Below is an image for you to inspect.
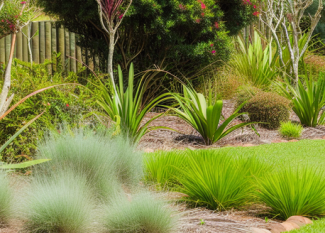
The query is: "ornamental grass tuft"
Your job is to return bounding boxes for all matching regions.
[0,172,12,225]
[256,164,325,220]
[178,150,266,210]
[104,192,177,233]
[23,171,95,233]
[279,121,303,139]
[35,127,142,199]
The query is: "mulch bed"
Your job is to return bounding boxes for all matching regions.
[138,99,325,151]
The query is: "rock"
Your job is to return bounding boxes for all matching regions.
[269,223,286,233]
[289,139,298,142]
[302,217,313,225]
[243,143,255,147]
[281,221,300,231]
[250,227,272,233]
[144,148,154,153]
[286,216,307,227]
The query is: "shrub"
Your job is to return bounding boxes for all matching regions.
[171,85,257,145]
[37,0,257,75]
[104,192,177,233]
[0,59,97,163]
[279,122,303,138]
[23,171,95,233]
[236,85,261,107]
[35,127,142,199]
[144,151,187,189]
[178,150,262,210]
[256,165,325,220]
[0,172,12,225]
[241,92,291,129]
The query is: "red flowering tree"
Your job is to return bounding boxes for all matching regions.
[0,0,39,115]
[96,0,132,88]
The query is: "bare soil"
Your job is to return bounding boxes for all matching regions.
[138,99,325,151]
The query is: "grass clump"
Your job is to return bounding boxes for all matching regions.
[257,165,325,220]
[35,127,142,198]
[144,150,187,189]
[178,150,264,210]
[0,172,12,225]
[23,171,95,233]
[279,121,303,138]
[104,192,177,233]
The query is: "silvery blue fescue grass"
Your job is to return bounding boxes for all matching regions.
[35,127,143,200]
[23,171,95,233]
[104,192,177,233]
[0,171,12,225]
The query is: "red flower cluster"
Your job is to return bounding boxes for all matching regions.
[20,1,26,4]
[242,0,252,5]
[253,11,260,17]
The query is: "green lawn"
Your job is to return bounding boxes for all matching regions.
[204,140,325,232]
[216,139,325,166]
[147,139,325,232]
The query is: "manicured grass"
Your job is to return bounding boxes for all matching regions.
[145,139,325,216]
[291,218,324,232]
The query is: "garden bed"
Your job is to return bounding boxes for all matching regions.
[138,99,325,151]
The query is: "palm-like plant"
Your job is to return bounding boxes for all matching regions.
[170,85,257,145]
[278,74,325,127]
[97,63,172,144]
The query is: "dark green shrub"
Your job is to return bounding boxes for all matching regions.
[241,92,291,129]
[37,0,257,75]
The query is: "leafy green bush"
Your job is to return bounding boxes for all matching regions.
[104,192,177,233]
[144,150,187,189]
[178,150,262,210]
[37,0,257,76]
[241,92,291,129]
[0,172,12,225]
[35,127,142,199]
[0,58,97,163]
[171,85,257,145]
[23,171,95,233]
[256,165,325,220]
[279,122,303,138]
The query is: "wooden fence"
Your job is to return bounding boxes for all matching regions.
[0,21,94,72]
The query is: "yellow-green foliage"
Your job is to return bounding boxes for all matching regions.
[279,122,303,138]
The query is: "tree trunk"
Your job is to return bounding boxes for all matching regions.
[0,33,17,114]
[108,32,115,86]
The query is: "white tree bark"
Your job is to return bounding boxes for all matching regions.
[0,33,16,115]
[260,0,323,85]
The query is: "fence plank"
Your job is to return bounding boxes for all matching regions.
[70,32,76,72]
[16,32,23,61]
[39,21,45,63]
[22,26,29,62]
[65,29,70,71]
[58,25,65,68]
[5,35,11,62]
[32,22,40,64]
